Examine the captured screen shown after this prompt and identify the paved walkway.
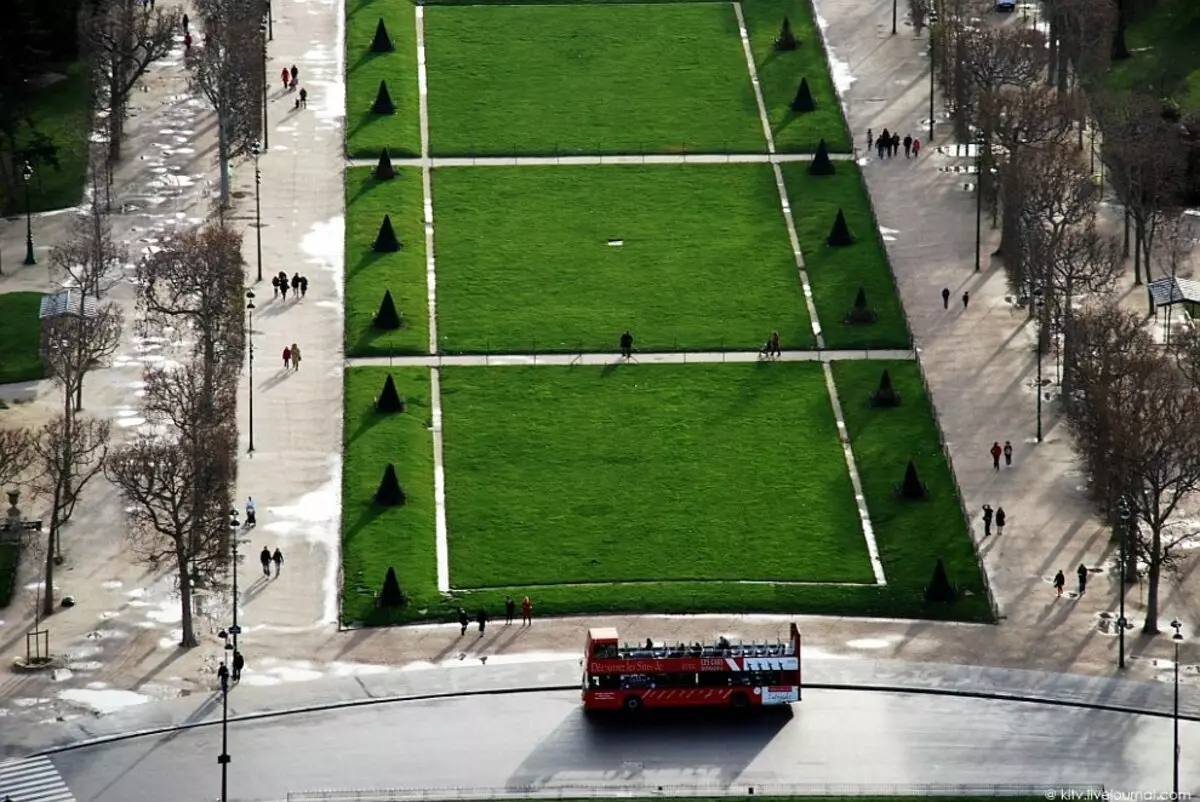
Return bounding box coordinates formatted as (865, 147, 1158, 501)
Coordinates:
(346, 348, 917, 368)
(346, 152, 859, 169)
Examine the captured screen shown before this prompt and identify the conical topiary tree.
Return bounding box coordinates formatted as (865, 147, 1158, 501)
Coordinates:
(379, 566, 407, 608)
(899, 460, 928, 500)
(869, 369, 901, 407)
(845, 286, 878, 324)
(923, 558, 958, 603)
(377, 373, 406, 413)
(374, 290, 402, 330)
(808, 138, 836, 175)
(375, 148, 395, 180)
(371, 18, 395, 53)
(775, 16, 798, 51)
(790, 78, 816, 113)
(372, 80, 396, 115)
(376, 463, 407, 506)
(374, 214, 401, 252)
(827, 208, 854, 246)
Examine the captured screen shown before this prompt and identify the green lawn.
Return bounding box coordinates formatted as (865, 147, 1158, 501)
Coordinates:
(1106, 0, 1200, 110)
(0, 292, 47, 384)
(441, 363, 871, 588)
(781, 162, 911, 349)
(4, 62, 89, 214)
(342, 367, 438, 626)
(345, 166, 429, 357)
(831, 361, 988, 612)
(0, 542, 19, 608)
(433, 165, 813, 353)
(744, 0, 852, 153)
(424, 4, 765, 156)
(346, 0, 421, 158)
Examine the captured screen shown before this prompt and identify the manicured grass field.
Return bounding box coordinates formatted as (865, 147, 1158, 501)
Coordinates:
(1106, 0, 1200, 110)
(5, 63, 89, 214)
(0, 292, 47, 384)
(345, 0, 421, 158)
(744, 0, 852, 153)
(345, 166, 428, 357)
(342, 367, 437, 626)
(423, 4, 765, 156)
(433, 165, 813, 353)
(440, 363, 872, 589)
(831, 360, 988, 613)
(781, 162, 910, 349)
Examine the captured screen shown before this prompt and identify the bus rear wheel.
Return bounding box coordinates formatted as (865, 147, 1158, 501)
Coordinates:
(623, 695, 643, 712)
(730, 692, 749, 710)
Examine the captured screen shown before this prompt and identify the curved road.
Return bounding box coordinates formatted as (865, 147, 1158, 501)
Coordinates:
(12, 689, 1196, 802)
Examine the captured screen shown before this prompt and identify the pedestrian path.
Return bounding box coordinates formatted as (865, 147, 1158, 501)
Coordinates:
(345, 348, 916, 369)
(0, 756, 76, 802)
(346, 152, 859, 169)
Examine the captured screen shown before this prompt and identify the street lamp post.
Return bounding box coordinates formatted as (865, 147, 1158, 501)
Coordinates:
(260, 19, 269, 152)
(22, 162, 36, 266)
(251, 142, 263, 283)
(246, 291, 256, 454)
(218, 644, 231, 802)
(974, 131, 984, 272)
(266, 0, 273, 40)
(228, 508, 240, 651)
(1172, 619, 1184, 796)
(1117, 495, 1131, 669)
(1034, 290, 1045, 442)
(928, 26, 936, 145)
(891, 0, 897, 34)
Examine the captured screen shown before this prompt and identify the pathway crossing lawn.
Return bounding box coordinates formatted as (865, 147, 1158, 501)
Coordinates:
(345, 166, 428, 357)
(781, 163, 911, 349)
(432, 165, 813, 353)
(439, 363, 873, 592)
(345, 0, 420, 158)
(742, 0, 852, 153)
(0, 292, 47, 384)
(423, 4, 765, 156)
(831, 361, 989, 619)
(341, 367, 437, 626)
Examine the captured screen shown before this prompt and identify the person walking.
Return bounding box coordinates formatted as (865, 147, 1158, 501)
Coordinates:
(272, 274, 280, 298)
(912, 138, 921, 158)
(300, 276, 309, 297)
(290, 343, 301, 371)
(990, 441, 1003, 471)
(1077, 563, 1088, 595)
(995, 506, 1006, 535)
(878, 128, 890, 159)
(182, 12, 189, 32)
(521, 595, 533, 626)
(245, 496, 256, 527)
(769, 330, 781, 357)
(232, 649, 245, 682)
(1053, 569, 1066, 597)
(962, 290, 970, 309)
(291, 273, 301, 297)
(281, 67, 290, 90)
(289, 64, 299, 88)
(458, 607, 469, 636)
(890, 132, 901, 157)
(282, 345, 291, 370)
(903, 134, 913, 158)
(982, 504, 993, 536)
(218, 662, 229, 692)
(280, 278, 289, 300)
(183, 32, 192, 50)
(299, 87, 308, 109)
(504, 596, 516, 625)
(272, 547, 284, 577)
(476, 607, 488, 636)
(620, 330, 634, 359)
(259, 546, 271, 577)
(866, 128, 873, 151)
(941, 287, 950, 309)
(1003, 440, 1013, 467)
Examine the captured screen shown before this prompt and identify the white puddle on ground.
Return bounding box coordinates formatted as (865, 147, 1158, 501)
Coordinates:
(59, 688, 151, 715)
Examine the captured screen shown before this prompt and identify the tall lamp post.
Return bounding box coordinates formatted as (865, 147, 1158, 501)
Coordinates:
(260, 18, 269, 152)
(266, 0, 273, 40)
(251, 141, 263, 282)
(217, 637, 231, 802)
(1117, 494, 1131, 669)
(974, 130, 984, 272)
(1171, 619, 1184, 796)
(928, 23, 936, 145)
(246, 291, 256, 454)
(228, 508, 241, 651)
(1034, 289, 1045, 442)
(22, 161, 36, 265)
(891, 0, 897, 34)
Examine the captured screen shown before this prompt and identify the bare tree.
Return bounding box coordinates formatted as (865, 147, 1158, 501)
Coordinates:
(187, 0, 265, 206)
(81, 0, 183, 162)
(43, 303, 125, 415)
(49, 184, 129, 300)
(908, 0, 929, 34)
(30, 414, 111, 617)
(0, 426, 35, 490)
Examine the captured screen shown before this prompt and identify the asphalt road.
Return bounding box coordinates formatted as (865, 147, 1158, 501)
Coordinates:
(34, 689, 1200, 802)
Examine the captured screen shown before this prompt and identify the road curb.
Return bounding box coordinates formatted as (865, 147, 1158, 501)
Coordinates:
(30, 680, 1200, 758)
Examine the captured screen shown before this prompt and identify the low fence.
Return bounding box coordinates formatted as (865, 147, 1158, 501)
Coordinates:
(287, 784, 1106, 802)
(352, 347, 919, 367)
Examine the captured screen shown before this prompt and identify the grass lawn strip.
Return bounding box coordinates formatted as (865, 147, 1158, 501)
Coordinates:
(440, 363, 873, 589)
(346, 0, 421, 158)
(345, 166, 429, 357)
(1106, 0, 1200, 110)
(743, 0, 852, 153)
(781, 162, 910, 349)
(342, 367, 437, 625)
(8, 62, 89, 214)
(433, 165, 812, 353)
(831, 361, 987, 605)
(424, 4, 765, 156)
(0, 292, 48, 384)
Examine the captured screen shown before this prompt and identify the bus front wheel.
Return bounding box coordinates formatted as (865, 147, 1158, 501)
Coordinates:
(623, 695, 643, 712)
(731, 692, 749, 710)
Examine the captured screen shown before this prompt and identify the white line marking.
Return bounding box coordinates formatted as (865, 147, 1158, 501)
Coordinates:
(345, 152, 858, 168)
(0, 756, 77, 802)
(346, 349, 917, 368)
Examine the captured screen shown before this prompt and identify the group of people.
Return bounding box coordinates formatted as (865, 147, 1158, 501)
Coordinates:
(989, 440, 1015, 471)
(281, 65, 309, 108)
(457, 596, 534, 636)
(272, 270, 310, 301)
(259, 545, 285, 577)
(867, 128, 921, 160)
(1053, 565, 1090, 597)
(760, 330, 782, 358)
(980, 504, 1007, 536)
(282, 343, 303, 370)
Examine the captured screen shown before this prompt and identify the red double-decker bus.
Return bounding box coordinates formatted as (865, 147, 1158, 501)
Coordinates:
(581, 623, 801, 712)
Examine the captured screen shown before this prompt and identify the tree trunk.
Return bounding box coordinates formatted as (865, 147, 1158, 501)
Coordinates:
(1047, 16, 1059, 88)
(1123, 207, 1131, 258)
(217, 118, 231, 208)
(177, 550, 199, 648)
(1133, 216, 1144, 285)
(1142, 526, 1161, 633)
(42, 488, 62, 619)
